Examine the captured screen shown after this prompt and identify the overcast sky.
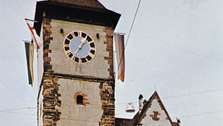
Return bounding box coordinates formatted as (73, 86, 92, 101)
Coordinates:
(0, 0, 223, 126)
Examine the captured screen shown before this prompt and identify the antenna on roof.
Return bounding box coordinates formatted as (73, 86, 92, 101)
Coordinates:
(138, 94, 144, 112)
(176, 118, 181, 124)
(125, 102, 135, 113)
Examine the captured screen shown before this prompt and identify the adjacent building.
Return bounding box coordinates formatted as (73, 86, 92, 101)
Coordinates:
(116, 91, 181, 126)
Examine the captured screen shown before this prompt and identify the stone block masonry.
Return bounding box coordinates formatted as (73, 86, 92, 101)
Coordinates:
(42, 75, 61, 126)
(39, 18, 116, 126)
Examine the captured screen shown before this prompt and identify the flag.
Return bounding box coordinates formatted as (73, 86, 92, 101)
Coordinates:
(24, 18, 43, 86)
(114, 33, 125, 82)
(24, 41, 34, 85)
(24, 18, 42, 49)
(24, 40, 38, 86)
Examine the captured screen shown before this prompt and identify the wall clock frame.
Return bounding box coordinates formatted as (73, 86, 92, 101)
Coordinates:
(63, 31, 96, 63)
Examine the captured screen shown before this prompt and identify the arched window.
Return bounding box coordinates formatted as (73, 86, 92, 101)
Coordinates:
(74, 92, 89, 106)
(76, 95, 84, 105)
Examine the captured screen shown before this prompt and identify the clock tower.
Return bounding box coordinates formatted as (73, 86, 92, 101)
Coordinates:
(33, 0, 120, 126)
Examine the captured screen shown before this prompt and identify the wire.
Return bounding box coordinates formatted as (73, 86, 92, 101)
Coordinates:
(115, 88, 223, 108)
(125, 0, 142, 48)
(116, 0, 142, 77)
(0, 107, 36, 113)
(180, 109, 223, 118)
(163, 88, 223, 100)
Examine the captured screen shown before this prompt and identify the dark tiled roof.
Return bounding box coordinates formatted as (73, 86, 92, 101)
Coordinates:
(34, 0, 120, 34)
(115, 118, 134, 126)
(48, 0, 105, 9)
(172, 122, 180, 126)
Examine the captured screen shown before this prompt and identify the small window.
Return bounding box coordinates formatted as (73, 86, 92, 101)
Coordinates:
(76, 95, 84, 105)
(74, 92, 89, 106)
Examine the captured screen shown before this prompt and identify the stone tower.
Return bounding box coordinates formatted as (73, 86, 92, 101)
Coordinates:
(33, 0, 120, 126)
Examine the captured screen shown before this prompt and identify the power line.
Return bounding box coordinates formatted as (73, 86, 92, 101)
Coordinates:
(163, 88, 223, 100)
(125, 0, 142, 48)
(180, 109, 223, 118)
(116, 0, 142, 77)
(0, 107, 36, 113)
(116, 88, 223, 105)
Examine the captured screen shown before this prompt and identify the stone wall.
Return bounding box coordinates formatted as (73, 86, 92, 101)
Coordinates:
(99, 82, 115, 126)
(41, 75, 61, 126)
(40, 76, 115, 126)
(39, 18, 116, 126)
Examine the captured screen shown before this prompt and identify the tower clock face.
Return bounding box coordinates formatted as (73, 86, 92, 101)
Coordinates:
(63, 31, 96, 63)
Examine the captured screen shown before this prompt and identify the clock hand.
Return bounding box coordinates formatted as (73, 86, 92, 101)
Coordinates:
(74, 36, 88, 55)
(76, 36, 87, 50)
(74, 41, 86, 55)
(74, 47, 81, 55)
(81, 36, 87, 43)
(77, 36, 88, 51)
(75, 42, 88, 55)
(80, 40, 88, 49)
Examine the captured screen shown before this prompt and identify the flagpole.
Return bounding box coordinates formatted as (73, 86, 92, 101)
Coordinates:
(24, 18, 40, 49)
(24, 18, 38, 23)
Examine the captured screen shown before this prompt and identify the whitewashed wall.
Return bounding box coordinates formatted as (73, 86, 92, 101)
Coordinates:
(49, 19, 110, 79)
(57, 78, 103, 126)
(140, 99, 172, 126)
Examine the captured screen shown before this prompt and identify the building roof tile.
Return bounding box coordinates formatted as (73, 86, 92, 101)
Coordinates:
(48, 0, 105, 9)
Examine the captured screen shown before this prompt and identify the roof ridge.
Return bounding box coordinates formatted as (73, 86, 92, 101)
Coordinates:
(47, 0, 105, 9)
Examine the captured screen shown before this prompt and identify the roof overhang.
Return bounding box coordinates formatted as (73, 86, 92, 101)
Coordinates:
(34, 1, 121, 35)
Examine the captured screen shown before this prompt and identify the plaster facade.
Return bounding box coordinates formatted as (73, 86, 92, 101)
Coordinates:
(49, 19, 112, 79)
(140, 98, 172, 126)
(57, 78, 103, 126)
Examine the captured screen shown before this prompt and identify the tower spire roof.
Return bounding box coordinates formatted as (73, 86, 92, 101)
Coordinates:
(48, 0, 105, 9)
(34, 0, 120, 34)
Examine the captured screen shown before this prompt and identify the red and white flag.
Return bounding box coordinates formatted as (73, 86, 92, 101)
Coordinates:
(114, 33, 125, 82)
(24, 18, 43, 86)
(24, 18, 42, 49)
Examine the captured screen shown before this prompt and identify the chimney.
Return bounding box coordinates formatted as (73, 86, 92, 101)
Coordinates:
(125, 102, 135, 113)
(177, 118, 181, 126)
(138, 94, 144, 112)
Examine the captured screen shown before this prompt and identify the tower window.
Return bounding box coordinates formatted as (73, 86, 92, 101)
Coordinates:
(76, 95, 84, 105)
(74, 92, 89, 106)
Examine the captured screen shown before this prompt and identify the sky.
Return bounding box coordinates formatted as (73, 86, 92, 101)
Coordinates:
(0, 0, 223, 126)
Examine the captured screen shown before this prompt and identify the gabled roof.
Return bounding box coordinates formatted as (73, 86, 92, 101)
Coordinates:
(115, 91, 180, 126)
(132, 91, 178, 126)
(48, 0, 105, 9)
